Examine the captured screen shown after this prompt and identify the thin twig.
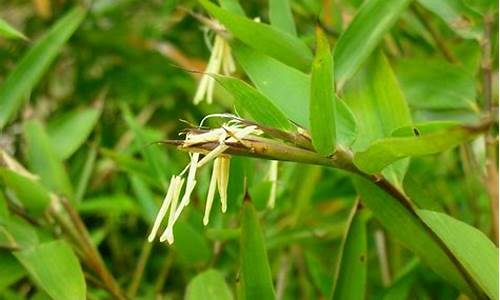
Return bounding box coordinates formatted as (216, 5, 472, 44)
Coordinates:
(374, 229, 391, 286)
(480, 12, 499, 245)
(411, 3, 457, 63)
(127, 240, 153, 298)
(59, 198, 126, 299)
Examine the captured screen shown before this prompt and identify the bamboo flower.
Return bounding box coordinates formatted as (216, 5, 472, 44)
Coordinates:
(147, 121, 262, 244)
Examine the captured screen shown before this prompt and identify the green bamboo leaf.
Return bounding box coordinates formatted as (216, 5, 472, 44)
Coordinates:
(397, 58, 478, 111)
(233, 43, 357, 146)
(200, 0, 312, 71)
(391, 121, 458, 136)
(47, 108, 101, 160)
(214, 75, 291, 130)
(304, 251, 332, 296)
(129, 175, 158, 224)
(78, 195, 139, 216)
(418, 210, 499, 300)
(0, 7, 86, 129)
(218, 0, 245, 15)
(240, 201, 275, 299)
(173, 221, 211, 265)
(382, 259, 419, 300)
(0, 168, 51, 215)
(0, 18, 27, 40)
(269, 0, 297, 36)
(185, 269, 234, 300)
(123, 107, 170, 188)
(352, 177, 475, 296)
(334, 0, 412, 87)
(331, 201, 368, 300)
(0, 216, 39, 249)
(343, 51, 412, 185)
(99, 148, 161, 189)
(417, 0, 482, 39)
(462, 0, 498, 15)
(14, 240, 86, 300)
(353, 122, 484, 174)
(310, 29, 336, 155)
(0, 252, 26, 292)
(24, 120, 73, 197)
(74, 146, 97, 203)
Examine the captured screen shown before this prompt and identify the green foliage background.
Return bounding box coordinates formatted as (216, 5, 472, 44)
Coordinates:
(0, 0, 498, 299)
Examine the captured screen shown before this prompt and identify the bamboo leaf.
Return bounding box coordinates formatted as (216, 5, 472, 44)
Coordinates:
(396, 58, 478, 111)
(310, 28, 336, 155)
(0, 168, 51, 215)
(0, 7, 86, 129)
(23, 120, 73, 197)
(331, 201, 369, 300)
(343, 51, 412, 185)
(123, 107, 171, 188)
(14, 240, 86, 300)
(47, 108, 101, 160)
(173, 221, 212, 265)
(0, 252, 26, 291)
(240, 201, 275, 299)
(269, 0, 297, 36)
(417, 0, 482, 39)
(418, 210, 499, 300)
(0, 18, 27, 40)
(382, 259, 419, 300)
(214, 75, 292, 130)
(219, 0, 245, 15)
(334, 0, 412, 87)
(233, 43, 357, 146)
(354, 122, 485, 174)
(185, 269, 234, 300)
(200, 0, 312, 71)
(353, 176, 475, 296)
(463, 0, 498, 15)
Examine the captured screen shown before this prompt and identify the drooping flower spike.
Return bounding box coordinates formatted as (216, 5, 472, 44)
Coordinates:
(193, 24, 235, 104)
(147, 119, 263, 244)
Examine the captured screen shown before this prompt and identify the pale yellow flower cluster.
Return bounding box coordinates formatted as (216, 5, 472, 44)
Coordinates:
(193, 34, 235, 104)
(148, 122, 262, 244)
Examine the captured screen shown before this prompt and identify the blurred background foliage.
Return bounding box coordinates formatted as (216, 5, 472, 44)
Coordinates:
(0, 0, 498, 299)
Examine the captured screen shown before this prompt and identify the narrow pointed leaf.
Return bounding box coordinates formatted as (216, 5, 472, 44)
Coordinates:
(353, 176, 476, 297)
(123, 107, 170, 188)
(0, 18, 27, 40)
(344, 51, 412, 185)
(396, 58, 478, 111)
(24, 120, 73, 197)
(269, 0, 297, 36)
(200, 0, 312, 71)
(233, 43, 357, 146)
(0, 7, 86, 129)
(219, 0, 246, 15)
(418, 210, 499, 300)
(47, 108, 101, 160)
(240, 201, 275, 299)
(310, 29, 336, 155)
(353, 122, 485, 174)
(334, 0, 412, 87)
(215, 75, 291, 130)
(331, 201, 368, 300)
(14, 240, 86, 300)
(0, 168, 51, 215)
(185, 269, 234, 300)
(0, 253, 26, 291)
(417, 0, 482, 39)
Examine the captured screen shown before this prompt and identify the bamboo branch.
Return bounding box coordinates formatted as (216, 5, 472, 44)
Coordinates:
(480, 12, 499, 245)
